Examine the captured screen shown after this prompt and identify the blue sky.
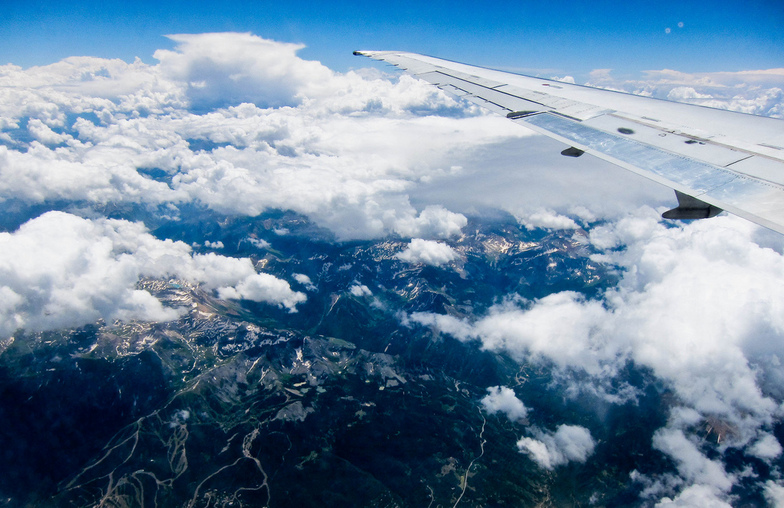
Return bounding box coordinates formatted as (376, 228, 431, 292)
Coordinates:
(2, 0, 782, 76)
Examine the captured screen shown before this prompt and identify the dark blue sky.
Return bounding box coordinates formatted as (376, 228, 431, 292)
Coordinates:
(2, 0, 782, 75)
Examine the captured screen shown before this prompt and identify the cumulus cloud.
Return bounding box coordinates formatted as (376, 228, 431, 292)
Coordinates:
(2, 32, 784, 504)
(217, 273, 306, 312)
(248, 238, 271, 249)
(0, 32, 522, 240)
(517, 424, 595, 470)
(405, 311, 473, 339)
(654, 484, 733, 508)
(481, 386, 529, 421)
(0, 211, 182, 337)
(411, 213, 784, 435)
(748, 433, 783, 462)
(15, 32, 776, 242)
(349, 284, 372, 297)
(667, 87, 713, 101)
(652, 428, 734, 493)
(411, 292, 611, 374)
(154, 32, 334, 111)
(396, 239, 460, 267)
(27, 118, 71, 145)
(552, 75, 576, 84)
(0, 211, 305, 338)
(293, 273, 316, 291)
(765, 481, 784, 507)
(393, 205, 467, 239)
(518, 208, 579, 230)
(585, 67, 784, 117)
(407, 212, 784, 500)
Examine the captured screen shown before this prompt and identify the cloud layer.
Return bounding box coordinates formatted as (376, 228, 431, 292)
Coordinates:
(409, 212, 784, 499)
(0, 32, 531, 240)
(586, 67, 784, 118)
(0, 211, 305, 338)
(2, 32, 784, 504)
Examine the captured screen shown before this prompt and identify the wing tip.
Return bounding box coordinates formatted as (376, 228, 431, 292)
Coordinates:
(353, 50, 401, 59)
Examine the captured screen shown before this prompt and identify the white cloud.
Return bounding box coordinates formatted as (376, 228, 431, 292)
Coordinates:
(293, 273, 316, 291)
(0, 211, 305, 337)
(396, 239, 460, 267)
(0, 144, 179, 205)
(667, 87, 713, 101)
(748, 433, 783, 462)
(393, 205, 467, 239)
(654, 484, 733, 508)
(16, 33, 772, 242)
(632, 471, 684, 501)
(248, 238, 271, 249)
(518, 208, 579, 230)
(418, 292, 612, 375)
(764, 481, 784, 507)
(412, 213, 784, 439)
(517, 424, 595, 470)
(481, 386, 528, 421)
(154, 32, 334, 111)
(652, 428, 734, 492)
(2, 33, 784, 504)
(349, 284, 372, 297)
(585, 67, 784, 118)
(0, 211, 183, 337)
(405, 311, 473, 340)
(408, 213, 784, 500)
(217, 272, 305, 312)
(591, 216, 784, 429)
(0, 33, 524, 240)
(27, 118, 71, 145)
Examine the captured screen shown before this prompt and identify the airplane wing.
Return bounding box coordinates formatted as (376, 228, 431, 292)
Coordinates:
(354, 50, 784, 234)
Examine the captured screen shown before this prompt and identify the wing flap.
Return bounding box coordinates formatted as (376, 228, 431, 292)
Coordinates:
(518, 112, 739, 194)
(518, 112, 784, 233)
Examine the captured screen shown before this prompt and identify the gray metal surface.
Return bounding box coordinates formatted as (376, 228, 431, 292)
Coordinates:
(355, 50, 784, 234)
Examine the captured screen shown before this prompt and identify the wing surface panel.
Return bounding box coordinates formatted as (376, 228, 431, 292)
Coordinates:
(355, 50, 784, 234)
